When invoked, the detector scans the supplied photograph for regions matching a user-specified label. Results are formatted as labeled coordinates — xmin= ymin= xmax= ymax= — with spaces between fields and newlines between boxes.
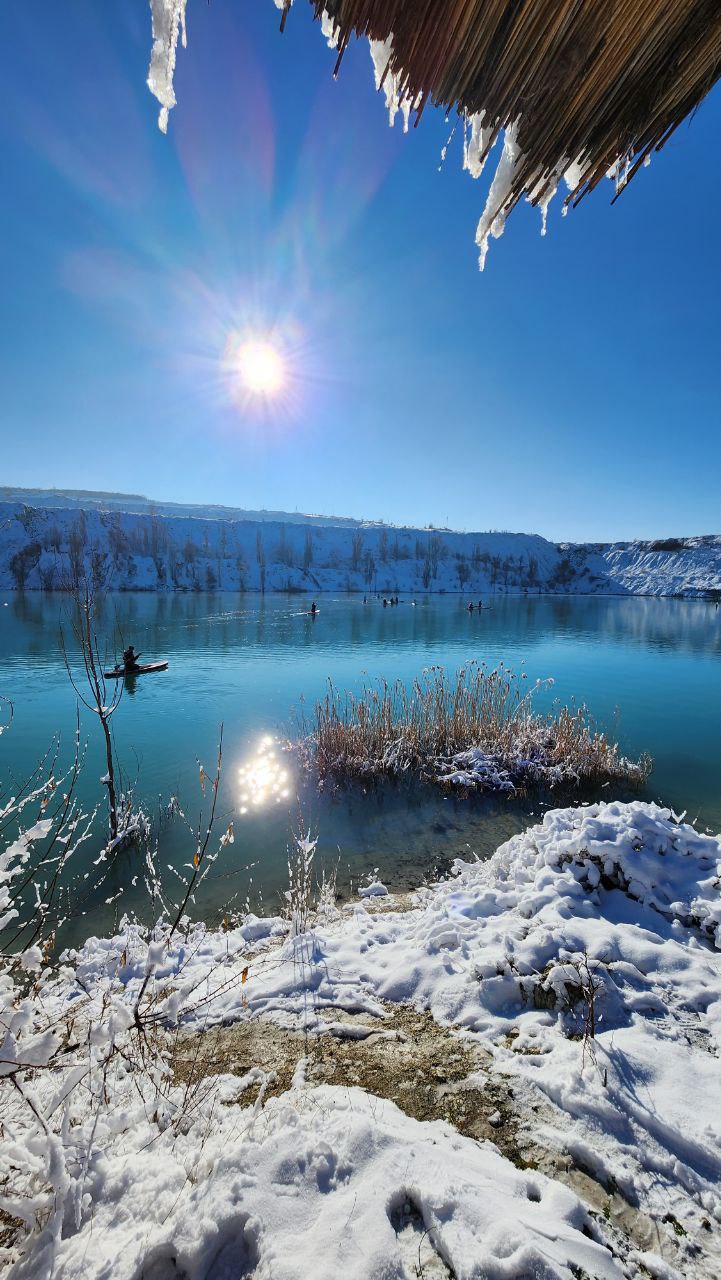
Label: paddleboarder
xmin=123 ymin=644 xmax=141 ymax=673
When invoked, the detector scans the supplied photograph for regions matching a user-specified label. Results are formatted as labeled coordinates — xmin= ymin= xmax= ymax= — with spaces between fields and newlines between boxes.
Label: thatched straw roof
xmin=293 ymin=0 xmax=721 ymax=263
xmin=150 ymin=0 xmax=721 ymax=265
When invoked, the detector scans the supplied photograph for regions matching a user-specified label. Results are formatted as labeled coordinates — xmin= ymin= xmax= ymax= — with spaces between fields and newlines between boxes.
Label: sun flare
xmin=236 ymin=339 xmax=284 ymax=396
xmin=237 ymin=737 xmax=291 ymax=815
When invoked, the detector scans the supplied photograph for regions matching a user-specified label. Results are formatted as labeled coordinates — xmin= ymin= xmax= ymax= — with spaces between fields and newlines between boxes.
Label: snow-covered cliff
xmin=590 ymin=536 xmax=721 ymax=598
xmin=0 ymin=498 xmax=719 ymax=598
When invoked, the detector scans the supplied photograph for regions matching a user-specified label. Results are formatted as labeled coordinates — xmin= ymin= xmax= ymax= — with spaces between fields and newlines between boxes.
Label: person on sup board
xmin=123 ymin=644 xmax=141 ymax=673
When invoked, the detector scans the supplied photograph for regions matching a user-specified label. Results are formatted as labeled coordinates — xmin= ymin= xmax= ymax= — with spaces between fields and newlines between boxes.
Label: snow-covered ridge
xmin=0 ymin=486 xmax=367 ymax=527
xmin=587 ymin=537 xmax=721 ymax=599
xmin=1 ymin=499 xmax=719 ymax=598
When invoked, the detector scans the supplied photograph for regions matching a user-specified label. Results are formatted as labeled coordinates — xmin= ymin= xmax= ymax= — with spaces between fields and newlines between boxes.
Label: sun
xmin=236 ymin=338 xmax=284 ymax=396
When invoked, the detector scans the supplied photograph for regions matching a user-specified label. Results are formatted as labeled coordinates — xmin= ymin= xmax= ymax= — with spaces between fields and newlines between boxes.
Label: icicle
xmin=527 ymin=159 xmax=569 ymax=237
xmin=563 ymin=158 xmax=587 ymax=193
xmin=369 ymin=37 xmax=414 ymax=132
xmin=559 ymin=156 xmax=589 ymax=216
xmin=439 ymin=117 xmax=459 ymax=172
xmin=605 ymin=152 xmax=631 ymax=196
xmin=463 ymin=111 xmax=494 ymax=179
xmin=538 ymin=181 xmax=556 ymax=236
xmin=320 ymin=10 xmax=340 ymax=48
xmin=147 ymin=0 xmax=188 ymax=133
xmin=474 ymin=122 xmax=522 ymax=271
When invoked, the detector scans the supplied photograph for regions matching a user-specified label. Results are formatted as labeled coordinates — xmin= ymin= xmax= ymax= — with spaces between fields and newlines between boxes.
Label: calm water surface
xmin=1 ymin=592 xmax=720 ymax=940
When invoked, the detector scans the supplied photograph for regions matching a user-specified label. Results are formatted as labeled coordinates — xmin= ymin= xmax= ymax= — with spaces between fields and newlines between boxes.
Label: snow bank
xmin=133 ymin=804 xmax=721 ymax=1254
xmin=9 ymin=1078 xmax=622 ymax=1280
xmin=5 ymin=801 xmax=721 ymax=1275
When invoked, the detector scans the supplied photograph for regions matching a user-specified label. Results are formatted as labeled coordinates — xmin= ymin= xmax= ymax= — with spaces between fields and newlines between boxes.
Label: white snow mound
xmin=11 ymin=801 xmax=721 ymax=1277
xmin=12 ymin=1083 xmax=622 ymax=1280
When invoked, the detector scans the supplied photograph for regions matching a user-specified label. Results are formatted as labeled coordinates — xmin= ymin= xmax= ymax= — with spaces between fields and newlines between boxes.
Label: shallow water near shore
xmin=1 ymin=590 xmax=720 ymax=944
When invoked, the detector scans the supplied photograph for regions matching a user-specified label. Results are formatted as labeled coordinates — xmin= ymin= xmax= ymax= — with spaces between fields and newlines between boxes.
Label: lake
xmin=1 ymin=591 xmax=720 ymax=942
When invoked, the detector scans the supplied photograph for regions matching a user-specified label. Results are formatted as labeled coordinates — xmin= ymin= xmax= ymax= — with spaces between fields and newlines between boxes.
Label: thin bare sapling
xmin=60 ymin=577 xmax=126 ymax=846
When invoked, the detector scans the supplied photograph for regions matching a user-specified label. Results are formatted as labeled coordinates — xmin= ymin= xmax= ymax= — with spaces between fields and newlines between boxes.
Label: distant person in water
xmin=467 ymin=602 xmax=474 ymax=613
xmin=310 ymin=601 xmax=318 ymax=616
xmin=123 ymin=644 xmax=141 ymax=673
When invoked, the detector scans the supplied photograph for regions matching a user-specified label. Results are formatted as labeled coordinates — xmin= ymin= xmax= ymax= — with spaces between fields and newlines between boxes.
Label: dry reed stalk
xmin=299 ymin=664 xmax=651 ymax=794
xmin=307 ymin=0 xmax=721 ymax=223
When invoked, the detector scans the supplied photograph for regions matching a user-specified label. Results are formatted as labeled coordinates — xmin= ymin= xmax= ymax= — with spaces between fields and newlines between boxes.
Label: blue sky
xmin=1 ymin=1 xmax=719 ymax=542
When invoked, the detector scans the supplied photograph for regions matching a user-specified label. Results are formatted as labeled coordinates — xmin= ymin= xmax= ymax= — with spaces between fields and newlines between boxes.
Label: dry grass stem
xmin=298 ymin=664 xmax=650 ymax=795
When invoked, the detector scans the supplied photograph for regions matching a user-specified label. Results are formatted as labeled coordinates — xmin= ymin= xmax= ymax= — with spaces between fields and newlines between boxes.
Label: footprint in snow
xmin=389 ymin=1195 xmax=453 ymax=1279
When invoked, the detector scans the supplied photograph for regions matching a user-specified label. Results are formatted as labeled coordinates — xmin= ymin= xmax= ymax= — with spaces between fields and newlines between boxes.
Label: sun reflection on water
xmin=237 ymin=736 xmax=291 ymax=815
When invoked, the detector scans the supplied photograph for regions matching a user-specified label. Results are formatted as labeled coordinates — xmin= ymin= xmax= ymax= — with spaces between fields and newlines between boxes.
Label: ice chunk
xmin=463 ymin=111 xmax=494 ymax=179
xmin=359 ymin=880 xmax=389 ymax=898
xmin=147 ymin=0 xmax=188 ymax=134
xmin=475 ymin=121 xmax=523 ymax=270
xmin=369 ymin=37 xmax=414 ymax=132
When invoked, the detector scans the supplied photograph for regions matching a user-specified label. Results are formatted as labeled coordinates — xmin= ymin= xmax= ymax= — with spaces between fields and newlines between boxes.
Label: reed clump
xmin=299 ymin=664 xmax=651 ymax=795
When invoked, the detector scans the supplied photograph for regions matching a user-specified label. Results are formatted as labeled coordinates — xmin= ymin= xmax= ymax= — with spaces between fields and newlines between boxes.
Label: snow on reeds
xmin=299 ymin=663 xmax=651 ymax=794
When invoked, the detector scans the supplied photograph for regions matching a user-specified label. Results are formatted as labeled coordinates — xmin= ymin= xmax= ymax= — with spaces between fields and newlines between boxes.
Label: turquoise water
xmin=1 ymin=592 xmax=720 ymax=939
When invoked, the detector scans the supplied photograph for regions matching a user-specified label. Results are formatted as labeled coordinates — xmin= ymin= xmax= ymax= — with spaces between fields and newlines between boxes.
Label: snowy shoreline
xmin=3 ymin=799 xmax=721 ymax=1278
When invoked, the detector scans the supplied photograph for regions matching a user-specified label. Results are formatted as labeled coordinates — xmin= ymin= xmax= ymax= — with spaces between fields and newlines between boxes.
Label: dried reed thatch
xmin=288 ymin=0 xmax=721 ymax=259
xmin=150 ymin=1 xmax=720 ymax=261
